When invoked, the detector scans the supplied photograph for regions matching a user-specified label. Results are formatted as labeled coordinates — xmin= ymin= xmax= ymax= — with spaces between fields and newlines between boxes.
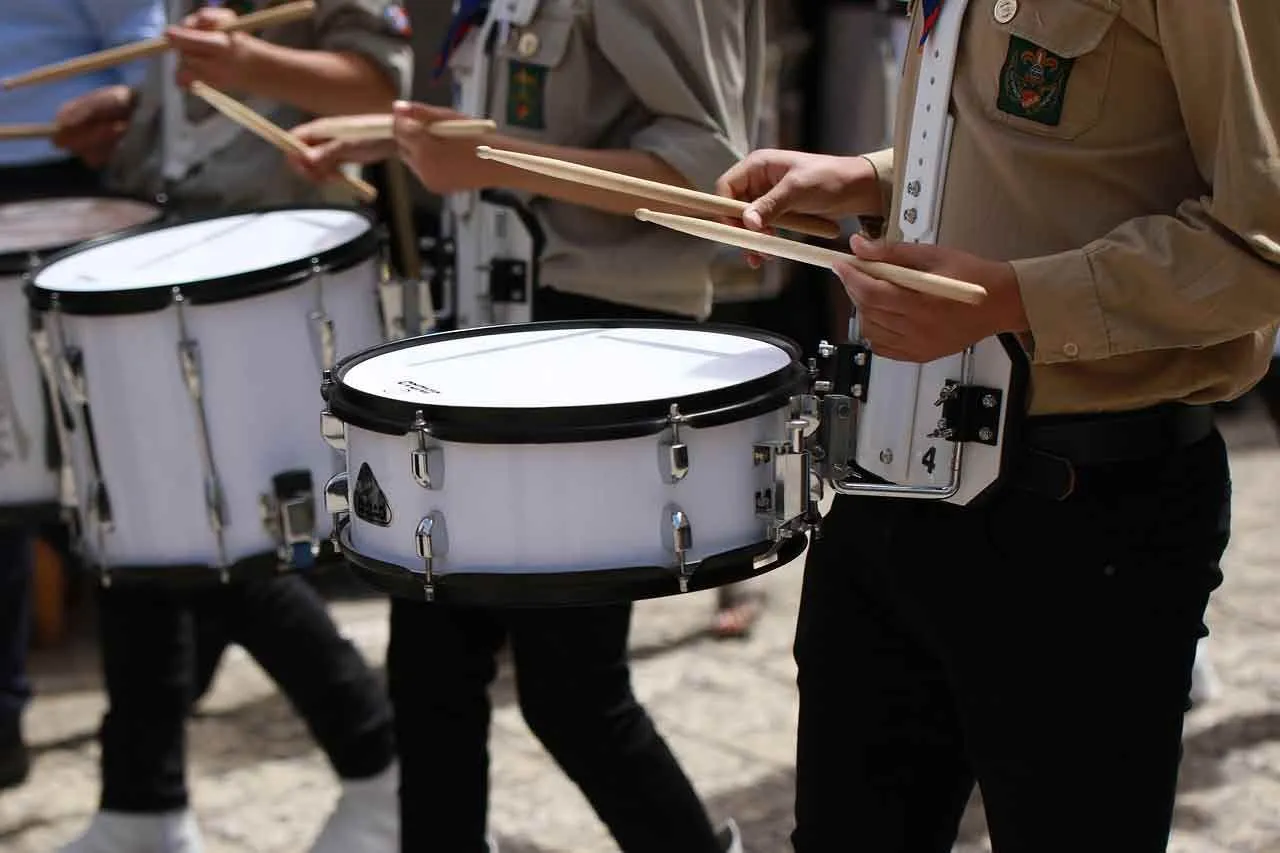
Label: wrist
xmin=994 ymin=261 xmax=1031 ymax=334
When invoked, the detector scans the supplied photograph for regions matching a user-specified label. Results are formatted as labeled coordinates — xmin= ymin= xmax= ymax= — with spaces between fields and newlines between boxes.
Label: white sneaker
xmin=309 ymin=762 xmax=400 ymax=853
xmin=58 ymin=810 xmax=204 ymax=853
xmin=717 ymin=818 xmax=744 ymax=853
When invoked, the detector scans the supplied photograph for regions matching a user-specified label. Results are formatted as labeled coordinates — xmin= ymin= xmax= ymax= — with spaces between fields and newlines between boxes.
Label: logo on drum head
xmin=353 ymin=463 xmax=392 ymax=527
xmin=398 ymin=379 xmax=439 ymax=395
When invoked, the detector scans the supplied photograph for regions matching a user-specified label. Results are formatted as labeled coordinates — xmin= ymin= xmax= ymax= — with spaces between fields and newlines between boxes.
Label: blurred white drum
xmin=321 ymin=321 xmax=817 ymax=607
xmin=28 ymin=207 xmax=385 ymax=581
xmin=0 ymin=196 xmax=161 ymax=523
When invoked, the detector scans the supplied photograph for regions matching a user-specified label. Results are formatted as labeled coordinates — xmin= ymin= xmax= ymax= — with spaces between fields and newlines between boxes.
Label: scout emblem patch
xmin=919 ymin=0 xmax=943 ymax=47
xmin=384 ymin=4 xmax=412 ymax=36
xmin=507 ymin=61 xmax=546 ymax=129
xmin=997 ymin=37 xmax=1075 ymax=126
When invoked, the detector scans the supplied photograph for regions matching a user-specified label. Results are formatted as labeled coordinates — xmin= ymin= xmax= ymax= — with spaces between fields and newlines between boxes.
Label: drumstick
xmin=474 ymin=145 xmax=842 ymax=241
xmin=189 ymin=81 xmax=377 ymax=203
xmin=302 ymin=115 xmax=496 ymax=142
xmin=1 ymin=0 xmax=317 ymax=91
xmin=634 ymin=209 xmax=987 ymax=305
xmin=0 ymin=123 xmax=56 ymax=140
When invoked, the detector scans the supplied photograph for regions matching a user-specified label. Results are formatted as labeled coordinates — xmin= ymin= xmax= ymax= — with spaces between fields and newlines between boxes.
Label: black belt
xmin=1010 ymin=404 xmax=1216 ymax=500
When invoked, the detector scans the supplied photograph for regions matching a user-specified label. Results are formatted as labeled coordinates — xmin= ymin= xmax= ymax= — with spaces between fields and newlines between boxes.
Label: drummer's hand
xmin=834 ymin=235 xmax=1030 ymax=363
xmin=169 ymin=6 xmax=258 ymax=92
xmin=52 ymin=85 xmax=136 ymax=168
xmin=287 ymin=119 xmax=397 ymax=183
xmin=715 ymin=149 xmax=880 ymax=267
xmin=391 ymin=101 xmax=490 ymax=194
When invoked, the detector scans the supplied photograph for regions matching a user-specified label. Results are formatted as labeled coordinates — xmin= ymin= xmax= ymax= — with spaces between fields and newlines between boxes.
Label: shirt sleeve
xmin=1010 ymin=0 xmax=1280 ymax=365
xmin=312 ymin=0 xmax=414 ymax=98
xmin=592 ymin=0 xmax=762 ymax=194
xmin=860 ymin=147 xmax=895 ymax=223
xmin=78 ymin=0 xmax=167 ymax=88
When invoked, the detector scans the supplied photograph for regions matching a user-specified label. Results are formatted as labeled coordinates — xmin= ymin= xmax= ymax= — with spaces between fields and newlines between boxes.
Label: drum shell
xmin=53 ymin=256 xmax=383 ymax=569
xmin=340 ymin=406 xmax=789 ymax=577
xmin=0 ymin=273 xmax=57 ymax=515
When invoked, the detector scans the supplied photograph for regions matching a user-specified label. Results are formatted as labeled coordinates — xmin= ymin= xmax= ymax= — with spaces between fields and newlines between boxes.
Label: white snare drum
xmin=28 ymin=207 xmax=385 ymax=581
xmin=321 ymin=321 xmax=816 ymax=606
xmin=0 ymin=196 xmax=161 ymax=522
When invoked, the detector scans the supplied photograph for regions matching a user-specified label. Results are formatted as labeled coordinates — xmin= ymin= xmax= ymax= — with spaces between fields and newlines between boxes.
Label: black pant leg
xmin=96 ymin=585 xmax=196 ymax=812
xmin=507 ymin=604 xmax=722 ymax=853
xmin=388 ymin=598 xmax=505 ymax=853
xmin=0 ymin=527 xmax=33 ymax=726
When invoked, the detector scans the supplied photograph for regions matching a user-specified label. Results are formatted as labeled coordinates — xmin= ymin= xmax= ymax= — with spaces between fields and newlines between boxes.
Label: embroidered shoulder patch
xmin=996 ymin=36 xmax=1076 ymax=126
xmin=506 ymin=61 xmax=547 ymax=130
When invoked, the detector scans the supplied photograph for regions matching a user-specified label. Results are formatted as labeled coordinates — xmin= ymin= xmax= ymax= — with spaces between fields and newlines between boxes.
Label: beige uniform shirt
xmin=106 ymin=0 xmax=412 ymax=214
xmin=467 ymin=0 xmax=764 ymax=318
xmin=864 ymin=0 xmax=1280 ymax=415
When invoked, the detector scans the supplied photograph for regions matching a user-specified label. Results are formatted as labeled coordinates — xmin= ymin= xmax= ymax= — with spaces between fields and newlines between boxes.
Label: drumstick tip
xmin=634 ymin=208 xmax=656 ymax=223
xmin=474 ymin=144 xmax=494 ymax=158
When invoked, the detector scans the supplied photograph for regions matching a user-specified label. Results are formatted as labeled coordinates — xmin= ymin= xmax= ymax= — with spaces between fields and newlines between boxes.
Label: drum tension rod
xmin=414 ymin=511 xmax=447 ymax=602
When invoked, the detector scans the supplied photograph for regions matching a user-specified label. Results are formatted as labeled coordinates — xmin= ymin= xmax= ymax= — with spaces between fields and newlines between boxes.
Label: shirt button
xmin=993 ymin=0 xmax=1018 ymax=24
xmin=517 ymin=31 xmax=540 ymax=57
xmin=1062 ymin=342 xmax=1079 ymax=358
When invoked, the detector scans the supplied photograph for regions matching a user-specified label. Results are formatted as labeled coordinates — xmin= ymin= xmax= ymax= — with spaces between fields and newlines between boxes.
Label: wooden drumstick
xmin=302 ymin=115 xmax=496 ymax=142
xmin=0 ymin=123 xmax=57 ymax=141
xmin=634 ymin=209 xmax=987 ymax=305
xmin=1 ymin=1 xmax=317 ymax=91
xmin=189 ymin=81 xmax=377 ymax=203
xmin=474 ymin=145 xmax=842 ymax=241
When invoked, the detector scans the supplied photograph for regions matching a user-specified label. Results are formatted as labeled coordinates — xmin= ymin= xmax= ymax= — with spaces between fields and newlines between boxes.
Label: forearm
xmin=240 ymin=40 xmax=396 ymax=116
xmin=467 ymin=133 xmax=695 ymax=217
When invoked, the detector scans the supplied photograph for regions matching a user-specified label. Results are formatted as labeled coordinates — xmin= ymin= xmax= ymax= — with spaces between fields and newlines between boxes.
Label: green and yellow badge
xmin=996 ymin=36 xmax=1075 ymax=126
xmin=507 ymin=61 xmax=546 ymax=130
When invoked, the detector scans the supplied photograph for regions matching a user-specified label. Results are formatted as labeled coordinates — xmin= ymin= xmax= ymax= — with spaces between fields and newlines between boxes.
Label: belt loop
xmin=1014 ymin=448 xmax=1077 ymax=501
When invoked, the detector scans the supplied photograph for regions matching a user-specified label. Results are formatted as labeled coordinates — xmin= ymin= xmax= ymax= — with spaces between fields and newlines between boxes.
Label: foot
xmin=717 ymin=818 xmax=744 ymax=853
xmin=0 ymin=716 xmax=30 ymax=790
xmin=712 ymin=587 xmax=763 ymax=640
xmin=309 ymin=762 xmax=399 ymax=853
xmin=58 ymin=810 xmax=203 ymax=853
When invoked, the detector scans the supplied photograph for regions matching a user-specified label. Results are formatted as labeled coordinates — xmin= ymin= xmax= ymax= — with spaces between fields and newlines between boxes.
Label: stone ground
xmin=3 ymin=400 xmax=1280 ymax=853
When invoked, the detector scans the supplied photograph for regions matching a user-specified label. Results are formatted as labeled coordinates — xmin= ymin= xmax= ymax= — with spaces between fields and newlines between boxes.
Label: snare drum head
xmin=330 ymin=321 xmax=807 ymax=442
xmin=28 ymin=206 xmax=376 ymax=314
xmin=0 ymin=197 xmax=161 ymax=276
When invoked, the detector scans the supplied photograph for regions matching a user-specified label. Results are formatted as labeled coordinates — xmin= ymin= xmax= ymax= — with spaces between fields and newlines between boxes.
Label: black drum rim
xmin=0 ymin=193 xmax=165 ymax=277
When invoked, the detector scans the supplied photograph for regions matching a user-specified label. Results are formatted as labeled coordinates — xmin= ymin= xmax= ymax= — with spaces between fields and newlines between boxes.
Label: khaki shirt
xmin=467 ymin=0 xmax=764 ymax=318
xmin=865 ymin=0 xmax=1280 ymax=415
xmin=106 ymin=0 xmax=412 ymax=215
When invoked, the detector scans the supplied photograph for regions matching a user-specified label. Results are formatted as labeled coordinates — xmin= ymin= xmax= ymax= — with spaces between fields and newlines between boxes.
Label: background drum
xmin=322 ymin=321 xmax=817 ymax=607
xmin=0 ymin=196 xmax=162 ymax=525
xmin=27 ymin=206 xmax=386 ymax=583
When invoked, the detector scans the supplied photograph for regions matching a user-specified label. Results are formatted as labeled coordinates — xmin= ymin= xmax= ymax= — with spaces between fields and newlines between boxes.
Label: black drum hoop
xmin=334 ymin=520 xmax=808 ymax=608
xmin=0 ymin=193 xmax=166 ymax=277
xmin=82 ymin=540 xmax=346 ymax=589
xmin=0 ymin=501 xmax=63 ymax=527
xmin=24 ymin=204 xmax=380 ymax=316
xmin=324 ymin=320 xmax=810 ymax=444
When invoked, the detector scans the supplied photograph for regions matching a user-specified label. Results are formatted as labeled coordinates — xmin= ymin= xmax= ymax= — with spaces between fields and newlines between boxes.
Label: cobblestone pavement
xmin=3 ymin=402 xmax=1280 ymax=853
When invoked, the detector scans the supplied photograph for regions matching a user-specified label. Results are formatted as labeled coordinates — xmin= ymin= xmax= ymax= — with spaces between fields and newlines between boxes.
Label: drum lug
xmin=324 ymin=472 xmax=350 ymax=515
xmin=754 ymin=398 xmax=822 ymax=538
xmin=414 ymin=511 xmax=448 ymax=601
xmin=929 ymin=381 xmax=1003 ymax=445
xmin=410 ymin=410 xmax=444 ymax=489
xmin=658 ymin=403 xmax=689 ymax=483
xmin=260 ymin=470 xmax=320 ymax=570
xmin=320 ymin=410 xmax=347 ymax=452
xmin=661 ymin=503 xmax=693 ymax=592
xmin=308 ymin=309 xmax=337 ymax=373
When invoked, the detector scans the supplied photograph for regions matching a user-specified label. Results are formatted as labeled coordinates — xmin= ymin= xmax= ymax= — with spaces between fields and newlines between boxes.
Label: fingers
xmin=54 ymin=87 xmax=132 ymax=131
xmin=851 ymin=233 xmax=948 ymax=272
xmin=183 ymin=6 xmax=237 ymax=29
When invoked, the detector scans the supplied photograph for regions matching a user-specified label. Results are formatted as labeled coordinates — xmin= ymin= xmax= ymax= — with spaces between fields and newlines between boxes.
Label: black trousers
xmin=387 ymin=286 xmax=722 ymax=853
xmin=792 ymin=429 xmax=1231 ymax=852
xmin=96 ymin=574 xmax=396 ymax=812
xmin=0 ymin=157 xmax=102 ymax=203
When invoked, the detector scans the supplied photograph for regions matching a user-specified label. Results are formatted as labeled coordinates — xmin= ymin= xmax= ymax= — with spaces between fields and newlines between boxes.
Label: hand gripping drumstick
xmin=2 ymin=1 xmax=318 ymax=91
xmin=0 ymin=123 xmax=57 ymax=141
xmin=634 ymin=208 xmax=987 ymax=305
xmin=474 ymin=145 xmax=842 ymax=241
xmin=303 ymin=115 xmax=497 ymax=143
xmin=189 ymin=81 xmax=378 ymax=203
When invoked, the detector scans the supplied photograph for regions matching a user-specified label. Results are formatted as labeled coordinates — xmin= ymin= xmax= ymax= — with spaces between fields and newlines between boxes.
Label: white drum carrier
xmin=321 ymin=322 xmax=817 ymax=606
xmin=0 ymin=196 xmax=162 ymax=524
xmin=27 ymin=207 xmax=386 ymax=583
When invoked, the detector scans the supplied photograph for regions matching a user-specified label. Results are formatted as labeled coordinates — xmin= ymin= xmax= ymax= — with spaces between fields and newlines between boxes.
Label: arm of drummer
xmin=292 ymin=0 xmax=755 ymax=216
xmin=713 ymin=148 xmax=892 ymax=231
xmin=167 ymin=0 xmax=412 ymax=116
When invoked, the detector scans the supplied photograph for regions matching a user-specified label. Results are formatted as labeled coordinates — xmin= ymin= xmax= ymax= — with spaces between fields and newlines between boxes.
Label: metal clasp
xmin=661 ymin=504 xmax=693 ymax=592
xmin=409 ymin=410 xmax=444 ymax=489
xmin=658 ymin=403 xmax=689 ymax=484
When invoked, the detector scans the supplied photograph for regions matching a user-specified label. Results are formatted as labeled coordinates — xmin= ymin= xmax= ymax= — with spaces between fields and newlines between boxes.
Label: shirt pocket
xmin=972 ymin=0 xmax=1120 ymax=140
xmin=494 ymin=7 xmax=575 ymax=133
